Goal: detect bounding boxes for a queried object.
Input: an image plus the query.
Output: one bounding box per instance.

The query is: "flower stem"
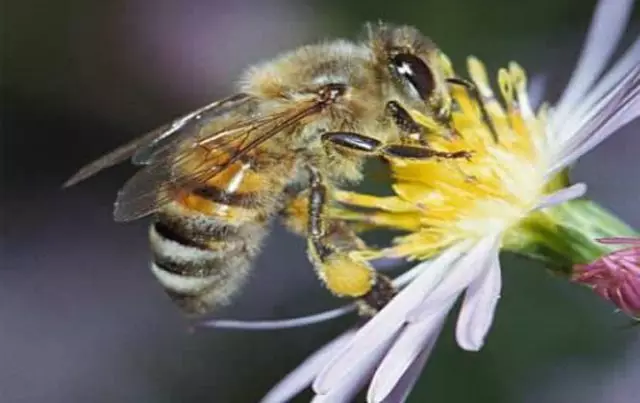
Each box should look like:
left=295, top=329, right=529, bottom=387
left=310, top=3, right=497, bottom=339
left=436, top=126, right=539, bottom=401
left=504, top=199, right=638, bottom=274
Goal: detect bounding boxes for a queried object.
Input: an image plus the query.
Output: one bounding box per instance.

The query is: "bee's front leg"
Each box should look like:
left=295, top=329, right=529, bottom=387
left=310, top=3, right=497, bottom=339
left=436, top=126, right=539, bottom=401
left=322, top=130, right=475, bottom=185
left=321, top=131, right=472, bottom=161
left=283, top=166, right=396, bottom=316
left=445, top=77, right=499, bottom=142
left=385, top=100, right=425, bottom=144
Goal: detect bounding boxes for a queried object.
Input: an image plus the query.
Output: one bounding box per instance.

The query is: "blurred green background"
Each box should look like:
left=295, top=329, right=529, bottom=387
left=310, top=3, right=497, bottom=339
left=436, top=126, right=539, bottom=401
left=2, top=0, right=639, bottom=402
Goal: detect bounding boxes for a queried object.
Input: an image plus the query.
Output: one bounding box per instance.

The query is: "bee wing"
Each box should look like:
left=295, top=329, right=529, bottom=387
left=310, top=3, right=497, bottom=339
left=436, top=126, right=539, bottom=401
left=62, top=93, right=251, bottom=187
left=130, top=93, right=252, bottom=166
left=112, top=98, right=323, bottom=222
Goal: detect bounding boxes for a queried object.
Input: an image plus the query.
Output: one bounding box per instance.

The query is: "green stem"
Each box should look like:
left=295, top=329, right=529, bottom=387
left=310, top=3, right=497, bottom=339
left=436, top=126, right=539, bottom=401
left=503, top=199, right=638, bottom=275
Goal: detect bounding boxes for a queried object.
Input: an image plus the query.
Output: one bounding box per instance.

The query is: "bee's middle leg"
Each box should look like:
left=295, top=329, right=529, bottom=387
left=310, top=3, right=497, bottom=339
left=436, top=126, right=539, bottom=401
left=282, top=167, right=396, bottom=316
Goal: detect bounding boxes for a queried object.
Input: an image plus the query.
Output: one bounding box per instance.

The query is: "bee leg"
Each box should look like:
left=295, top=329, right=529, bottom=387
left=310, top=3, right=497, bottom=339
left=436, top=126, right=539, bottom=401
left=320, top=131, right=382, bottom=155
left=446, top=77, right=499, bottom=142
left=321, top=131, right=472, bottom=161
left=382, top=143, right=477, bottom=182
left=322, top=132, right=471, bottom=159
left=384, top=101, right=427, bottom=145
left=280, top=188, right=369, bottom=250
left=381, top=144, right=473, bottom=161
left=301, top=166, right=396, bottom=316
left=385, top=100, right=462, bottom=144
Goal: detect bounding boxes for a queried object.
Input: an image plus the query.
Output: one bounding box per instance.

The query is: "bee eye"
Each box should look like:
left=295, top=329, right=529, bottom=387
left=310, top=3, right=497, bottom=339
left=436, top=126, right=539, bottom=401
left=391, top=53, right=435, bottom=101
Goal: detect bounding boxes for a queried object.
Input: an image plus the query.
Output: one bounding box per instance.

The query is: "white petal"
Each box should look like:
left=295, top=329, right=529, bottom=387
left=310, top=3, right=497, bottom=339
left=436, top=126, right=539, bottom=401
left=407, top=236, right=500, bottom=322
left=311, top=332, right=398, bottom=403
left=378, top=339, right=434, bottom=403
left=455, top=250, right=502, bottom=351
left=312, top=243, right=468, bottom=395
left=548, top=66, right=640, bottom=174
left=562, top=70, right=640, bottom=157
left=554, top=65, right=636, bottom=150
left=551, top=0, right=635, bottom=128
left=367, top=304, right=450, bottom=403
left=203, top=304, right=357, bottom=330
left=555, top=37, right=640, bottom=140
left=260, top=330, right=355, bottom=403
left=392, top=261, right=429, bottom=288
left=534, top=182, right=587, bottom=210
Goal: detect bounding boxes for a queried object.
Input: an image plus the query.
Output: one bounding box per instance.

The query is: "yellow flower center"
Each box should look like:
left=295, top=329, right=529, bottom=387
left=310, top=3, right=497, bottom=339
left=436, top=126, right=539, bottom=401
left=334, top=58, right=554, bottom=260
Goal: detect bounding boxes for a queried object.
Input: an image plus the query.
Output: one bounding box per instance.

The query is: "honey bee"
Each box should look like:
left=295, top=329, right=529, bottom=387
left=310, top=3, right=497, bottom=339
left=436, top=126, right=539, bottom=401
left=64, top=23, right=485, bottom=316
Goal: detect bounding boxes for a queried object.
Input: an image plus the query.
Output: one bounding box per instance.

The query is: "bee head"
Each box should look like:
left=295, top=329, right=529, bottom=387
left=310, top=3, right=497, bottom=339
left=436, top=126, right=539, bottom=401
left=366, top=22, right=453, bottom=123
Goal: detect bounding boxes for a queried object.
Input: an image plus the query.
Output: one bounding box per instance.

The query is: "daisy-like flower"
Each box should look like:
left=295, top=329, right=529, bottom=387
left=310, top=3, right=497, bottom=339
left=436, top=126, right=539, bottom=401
left=252, top=0, right=640, bottom=401
left=572, top=237, right=640, bottom=319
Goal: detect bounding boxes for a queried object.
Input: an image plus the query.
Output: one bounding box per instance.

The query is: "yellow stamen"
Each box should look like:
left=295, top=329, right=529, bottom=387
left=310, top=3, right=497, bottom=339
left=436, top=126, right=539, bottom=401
left=336, top=57, right=555, bottom=261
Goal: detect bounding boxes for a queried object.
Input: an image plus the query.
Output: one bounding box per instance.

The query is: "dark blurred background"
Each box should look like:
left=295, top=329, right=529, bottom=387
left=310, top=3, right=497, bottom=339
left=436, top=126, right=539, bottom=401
left=2, top=0, right=639, bottom=402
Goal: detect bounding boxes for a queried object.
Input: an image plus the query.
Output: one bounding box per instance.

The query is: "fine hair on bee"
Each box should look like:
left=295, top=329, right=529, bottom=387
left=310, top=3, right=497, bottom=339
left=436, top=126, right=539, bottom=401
left=64, top=22, right=493, bottom=317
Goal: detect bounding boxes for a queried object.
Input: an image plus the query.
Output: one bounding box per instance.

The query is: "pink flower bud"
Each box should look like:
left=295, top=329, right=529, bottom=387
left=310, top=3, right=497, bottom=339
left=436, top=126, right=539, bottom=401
left=572, top=237, right=640, bottom=319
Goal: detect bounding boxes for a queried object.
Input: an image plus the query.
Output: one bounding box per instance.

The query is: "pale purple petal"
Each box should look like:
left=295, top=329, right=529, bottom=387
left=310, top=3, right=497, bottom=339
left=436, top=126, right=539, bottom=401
left=456, top=249, right=502, bottom=351
left=311, top=330, right=400, bottom=403
left=392, top=261, right=430, bottom=288
left=367, top=303, right=450, bottom=403
left=552, top=37, right=640, bottom=140
left=556, top=65, right=638, bottom=149
left=260, top=330, right=356, bottom=403
left=551, top=0, right=635, bottom=127
left=312, top=244, right=468, bottom=395
left=201, top=304, right=357, bottom=330
left=534, top=183, right=587, bottom=210
left=549, top=66, right=640, bottom=175
left=407, top=236, right=500, bottom=322
left=378, top=337, right=434, bottom=403
left=260, top=253, right=459, bottom=403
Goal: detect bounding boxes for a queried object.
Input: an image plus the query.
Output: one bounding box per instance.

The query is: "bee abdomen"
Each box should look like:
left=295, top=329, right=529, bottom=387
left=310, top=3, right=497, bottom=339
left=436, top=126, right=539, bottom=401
left=149, top=212, right=269, bottom=315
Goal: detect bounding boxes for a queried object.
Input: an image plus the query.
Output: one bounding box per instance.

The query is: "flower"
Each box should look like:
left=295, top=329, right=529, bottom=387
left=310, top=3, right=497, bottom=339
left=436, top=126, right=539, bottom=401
left=257, top=1, right=640, bottom=401
left=572, top=237, right=640, bottom=319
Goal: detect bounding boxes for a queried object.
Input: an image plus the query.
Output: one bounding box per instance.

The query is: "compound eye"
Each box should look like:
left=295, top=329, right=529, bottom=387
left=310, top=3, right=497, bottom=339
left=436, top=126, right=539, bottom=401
left=391, top=53, right=435, bottom=101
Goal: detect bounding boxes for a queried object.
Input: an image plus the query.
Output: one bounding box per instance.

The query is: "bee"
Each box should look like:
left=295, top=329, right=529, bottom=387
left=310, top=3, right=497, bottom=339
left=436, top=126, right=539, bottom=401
left=64, top=23, right=485, bottom=316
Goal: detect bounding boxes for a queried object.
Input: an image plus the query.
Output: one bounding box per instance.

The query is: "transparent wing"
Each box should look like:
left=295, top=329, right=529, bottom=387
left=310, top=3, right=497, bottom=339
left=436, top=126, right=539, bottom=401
left=62, top=93, right=251, bottom=187
left=131, top=93, right=251, bottom=166
left=112, top=98, right=323, bottom=222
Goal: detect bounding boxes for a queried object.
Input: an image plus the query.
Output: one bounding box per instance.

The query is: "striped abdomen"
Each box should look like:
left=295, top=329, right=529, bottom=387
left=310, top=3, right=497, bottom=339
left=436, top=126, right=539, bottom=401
left=150, top=157, right=293, bottom=315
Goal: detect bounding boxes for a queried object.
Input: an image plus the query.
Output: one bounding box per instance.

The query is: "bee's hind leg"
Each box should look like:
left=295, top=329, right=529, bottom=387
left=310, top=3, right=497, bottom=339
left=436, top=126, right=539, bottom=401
left=279, top=166, right=396, bottom=317
left=282, top=132, right=471, bottom=316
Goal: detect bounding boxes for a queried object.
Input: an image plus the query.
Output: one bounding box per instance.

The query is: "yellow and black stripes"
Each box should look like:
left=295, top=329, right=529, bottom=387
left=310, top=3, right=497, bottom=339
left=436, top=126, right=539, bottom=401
left=149, top=209, right=269, bottom=315
left=191, top=185, right=262, bottom=209
left=149, top=157, right=289, bottom=315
